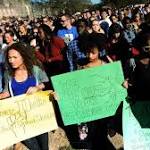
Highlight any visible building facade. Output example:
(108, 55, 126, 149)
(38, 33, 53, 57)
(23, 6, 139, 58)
(0, 0, 32, 18)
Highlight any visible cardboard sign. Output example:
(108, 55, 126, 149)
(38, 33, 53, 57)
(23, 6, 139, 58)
(0, 91, 58, 149)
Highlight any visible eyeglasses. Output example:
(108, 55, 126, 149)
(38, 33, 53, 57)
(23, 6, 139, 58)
(43, 20, 48, 23)
(60, 20, 66, 23)
(142, 46, 150, 52)
(92, 24, 99, 26)
(60, 19, 69, 23)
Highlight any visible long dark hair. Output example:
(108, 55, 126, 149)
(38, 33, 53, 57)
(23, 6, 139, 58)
(5, 42, 37, 76)
(39, 24, 53, 41)
(108, 23, 124, 39)
(38, 24, 54, 56)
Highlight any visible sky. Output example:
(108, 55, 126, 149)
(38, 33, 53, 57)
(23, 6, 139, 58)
(91, 0, 101, 4)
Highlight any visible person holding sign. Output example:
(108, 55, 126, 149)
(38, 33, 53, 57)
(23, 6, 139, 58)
(81, 42, 112, 68)
(123, 33, 150, 101)
(71, 42, 114, 149)
(0, 42, 51, 150)
(122, 33, 150, 150)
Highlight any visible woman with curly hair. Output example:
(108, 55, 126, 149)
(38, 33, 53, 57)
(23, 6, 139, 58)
(0, 42, 51, 150)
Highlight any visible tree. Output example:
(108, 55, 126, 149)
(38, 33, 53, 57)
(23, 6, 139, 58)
(48, 0, 92, 14)
(23, 0, 92, 16)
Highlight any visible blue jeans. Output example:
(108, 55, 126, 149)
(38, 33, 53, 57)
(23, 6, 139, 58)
(22, 133, 49, 150)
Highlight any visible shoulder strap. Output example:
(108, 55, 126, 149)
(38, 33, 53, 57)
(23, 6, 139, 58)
(8, 79, 14, 97)
(33, 66, 39, 86)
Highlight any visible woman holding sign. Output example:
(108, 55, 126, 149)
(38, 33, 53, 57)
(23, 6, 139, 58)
(79, 42, 116, 150)
(80, 42, 112, 68)
(123, 33, 150, 100)
(0, 42, 50, 150)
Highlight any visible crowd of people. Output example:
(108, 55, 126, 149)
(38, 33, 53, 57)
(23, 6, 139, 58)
(0, 3, 150, 150)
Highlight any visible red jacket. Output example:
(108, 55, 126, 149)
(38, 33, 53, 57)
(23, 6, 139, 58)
(35, 36, 65, 62)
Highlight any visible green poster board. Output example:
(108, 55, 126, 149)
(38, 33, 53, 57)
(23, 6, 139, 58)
(51, 61, 127, 125)
(123, 100, 150, 150)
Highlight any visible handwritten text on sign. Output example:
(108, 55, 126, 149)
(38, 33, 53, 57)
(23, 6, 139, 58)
(51, 61, 127, 125)
(0, 91, 58, 149)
